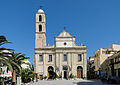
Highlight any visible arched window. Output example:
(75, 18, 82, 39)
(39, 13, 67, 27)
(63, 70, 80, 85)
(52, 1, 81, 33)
(39, 15, 42, 22)
(39, 25, 42, 32)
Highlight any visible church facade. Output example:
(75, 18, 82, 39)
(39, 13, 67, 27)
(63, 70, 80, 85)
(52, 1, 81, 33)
(34, 8, 87, 79)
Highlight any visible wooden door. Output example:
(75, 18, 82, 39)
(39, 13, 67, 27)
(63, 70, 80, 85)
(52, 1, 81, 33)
(77, 70, 82, 78)
(40, 75, 43, 80)
(48, 72, 50, 79)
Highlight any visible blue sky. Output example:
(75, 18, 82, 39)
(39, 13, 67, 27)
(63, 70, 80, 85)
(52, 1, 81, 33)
(1, 0, 120, 65)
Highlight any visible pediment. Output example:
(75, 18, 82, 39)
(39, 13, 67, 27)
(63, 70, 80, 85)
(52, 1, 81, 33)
(57, 30, 72, 37)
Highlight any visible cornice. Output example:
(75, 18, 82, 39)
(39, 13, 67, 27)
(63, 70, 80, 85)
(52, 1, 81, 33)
(35, 47, 87, 50)
(35, 52, 87, 54)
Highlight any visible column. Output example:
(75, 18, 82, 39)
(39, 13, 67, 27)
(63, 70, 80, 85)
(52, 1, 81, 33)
(83, 53, 87, 78)
(43, 54, 47, 76)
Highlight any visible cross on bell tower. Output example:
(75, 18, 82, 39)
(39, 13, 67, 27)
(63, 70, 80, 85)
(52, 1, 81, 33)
(40, 6, 42, 9)
(64, 26, 66, 30)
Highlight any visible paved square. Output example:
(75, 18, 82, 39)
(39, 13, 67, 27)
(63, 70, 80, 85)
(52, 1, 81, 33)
(27, 79, 117, 85)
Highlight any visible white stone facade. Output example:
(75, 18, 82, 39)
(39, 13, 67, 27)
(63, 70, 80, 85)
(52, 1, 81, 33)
(34, 8, 87, 79)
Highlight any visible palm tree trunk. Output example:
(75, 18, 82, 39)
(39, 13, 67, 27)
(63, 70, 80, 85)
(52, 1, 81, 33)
(12, 68, 16, 85)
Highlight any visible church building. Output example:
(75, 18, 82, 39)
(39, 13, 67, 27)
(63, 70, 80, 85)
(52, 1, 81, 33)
(34, 8, 87, 79)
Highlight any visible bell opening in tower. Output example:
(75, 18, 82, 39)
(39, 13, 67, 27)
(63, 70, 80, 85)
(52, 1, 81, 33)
(39, 15, 42, 22)
(39, 25, 42, 32)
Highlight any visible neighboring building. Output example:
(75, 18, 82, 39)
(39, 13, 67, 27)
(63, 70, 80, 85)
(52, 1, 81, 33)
(34, 8, 87, 79)
(21, 60, 31, 69)
(109, 51, 120, 78)
(94, 44, 120, 78)
(99, 51, 120, 82)
(0, 50, 12, 78)
(87, 56, 95, 79)
(100, 57, 110, 79)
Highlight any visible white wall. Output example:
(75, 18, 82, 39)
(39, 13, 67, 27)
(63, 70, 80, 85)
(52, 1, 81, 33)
(55, 37, 73, 47)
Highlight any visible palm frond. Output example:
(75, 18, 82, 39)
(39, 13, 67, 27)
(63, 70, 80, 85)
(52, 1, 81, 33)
(0, 58, 13, 72)
(0, 69, 1, 75)
(10, 61, 21, 73)
(0, 35, 12, 46)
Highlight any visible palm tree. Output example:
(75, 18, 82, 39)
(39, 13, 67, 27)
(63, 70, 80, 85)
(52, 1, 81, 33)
(0, 35, 13, 85)
(0, 55, 13, 74)
(0, 35, 29, 85)
(7, 52, 29, 85)
(0, 35, 13, 74)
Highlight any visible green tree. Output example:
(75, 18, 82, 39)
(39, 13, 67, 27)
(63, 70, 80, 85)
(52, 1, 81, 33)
(0, 35, 30, 85)
(6, 52, 29, 85)
(0, 35, 13, 85)
(0, 35, 13, 74)
(21, 67, 35, 83)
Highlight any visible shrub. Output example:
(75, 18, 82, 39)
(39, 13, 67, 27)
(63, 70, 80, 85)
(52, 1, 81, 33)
(69, 73, 75, 78)
(58, 75, 62, 78)
(21, 68, 35, 83)
(43, 76, 47, 79)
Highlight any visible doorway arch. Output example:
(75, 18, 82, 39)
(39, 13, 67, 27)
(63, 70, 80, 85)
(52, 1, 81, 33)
(77, 66, 83, 78)
(48, 66, 54, 79)
(63, 65, 68, 79)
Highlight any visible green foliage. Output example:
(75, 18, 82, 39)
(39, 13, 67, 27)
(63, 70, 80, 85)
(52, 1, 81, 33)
(87, 61, 95, 79)
(55, 72, 62, 79)
(21, 68, 35, 83)
(0, 35, 8, 46)
(58, 74, 62, 78)
(58, 72, 62, 78)
(0, 35, 13, 74)
(55, 73, 58, 78)
(0, 68, 1, 74)
(0, 35, 30, 85)
(68, 73, 75, 78)
(0, 57, 13, 73)
(52, 72, 58, 79)
(6, 52, 29, 76)
(43, 76, 47, 79)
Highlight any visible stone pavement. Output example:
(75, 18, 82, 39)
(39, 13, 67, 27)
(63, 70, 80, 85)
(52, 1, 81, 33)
(25, 79, 118, 85)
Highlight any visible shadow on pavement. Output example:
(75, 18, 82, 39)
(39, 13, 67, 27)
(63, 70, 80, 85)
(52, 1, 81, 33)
(73, 81, 100, 85)
(73, 80, 118, 85)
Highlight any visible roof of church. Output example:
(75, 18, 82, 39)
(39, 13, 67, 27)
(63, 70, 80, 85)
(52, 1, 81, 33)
(57, 30, 73, 37)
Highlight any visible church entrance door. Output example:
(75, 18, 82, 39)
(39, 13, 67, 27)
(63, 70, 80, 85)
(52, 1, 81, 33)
(48, 66, 54, 79)
(64, 71, 67, 79)
(77, 66, 83, 78)
(63, 65, 68, 79)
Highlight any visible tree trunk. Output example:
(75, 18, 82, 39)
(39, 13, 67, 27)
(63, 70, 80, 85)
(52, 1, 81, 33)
(12, 68, 16, 85)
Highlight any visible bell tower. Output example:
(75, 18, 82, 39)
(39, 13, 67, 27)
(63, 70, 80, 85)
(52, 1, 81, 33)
(35, 8, 46, 48)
